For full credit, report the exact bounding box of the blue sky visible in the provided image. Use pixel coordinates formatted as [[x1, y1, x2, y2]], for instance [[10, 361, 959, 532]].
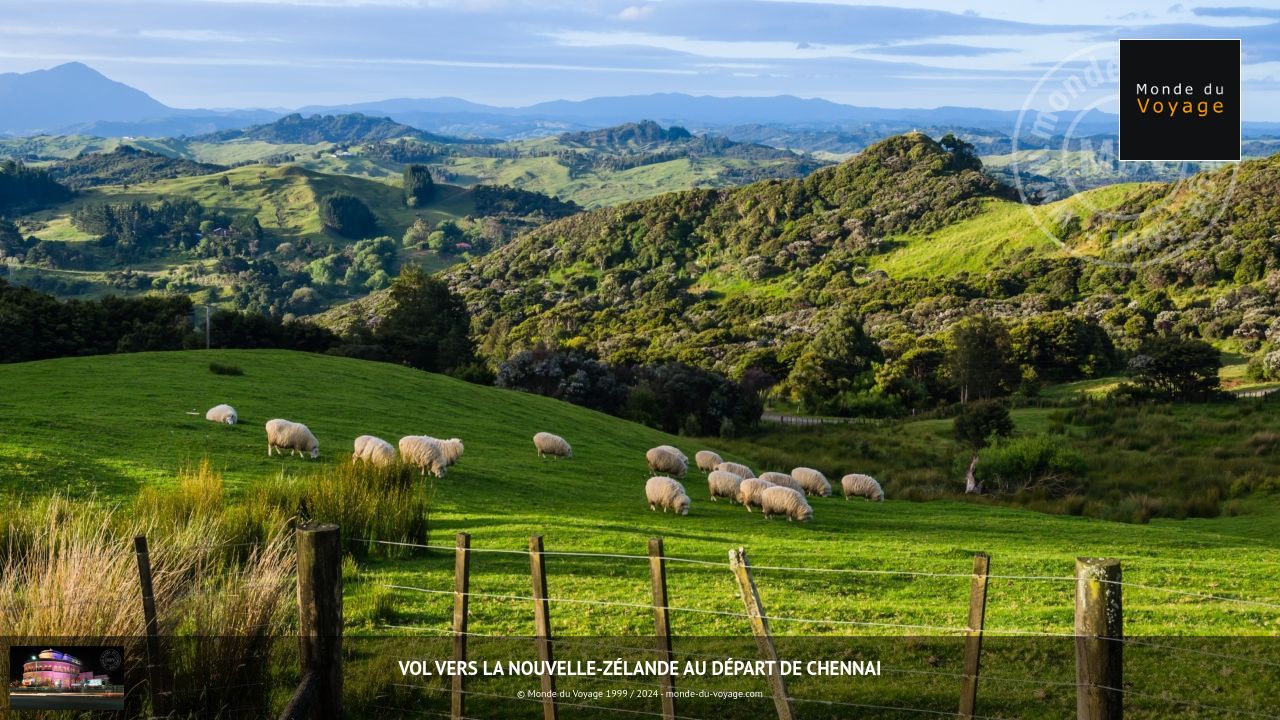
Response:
[[1, 0, 1279, 117]]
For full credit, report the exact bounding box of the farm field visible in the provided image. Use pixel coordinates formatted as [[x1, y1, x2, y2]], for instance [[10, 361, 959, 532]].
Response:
[[2, 349, 1278, 645]]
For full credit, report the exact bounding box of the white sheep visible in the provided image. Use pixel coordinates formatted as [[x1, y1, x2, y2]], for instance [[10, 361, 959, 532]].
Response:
[[760, 486, 813, 522], [205, 404, 238, 425], [841, 474, 884, 502], [737, 477, 776, 512], [759, 471, 803, 493], [646, 446, 688, 478], [265, 419, 319, 459], [656, 445, 689, 463], [695, 450, 723, 473], [716, 461, 755, 479], [707, 470, 743, 503], [645, 476, 691, 515], [791, 467, 832, 497], [439, 438, 465, 466], [533, 432, 573, 459], [353, 435, 396, 467], [399, 435, 448, 477]]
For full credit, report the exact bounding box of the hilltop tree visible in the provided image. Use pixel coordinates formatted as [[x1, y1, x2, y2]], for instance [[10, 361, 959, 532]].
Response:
[[953, 399, 1014, 493], [403, 164, 434, 207], [318, 192, 377, 239]]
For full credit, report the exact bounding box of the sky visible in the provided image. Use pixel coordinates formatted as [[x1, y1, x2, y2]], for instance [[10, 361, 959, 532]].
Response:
[[1, 0, 1279, 118]]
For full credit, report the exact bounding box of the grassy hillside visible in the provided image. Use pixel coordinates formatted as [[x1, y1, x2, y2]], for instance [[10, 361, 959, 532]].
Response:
[[1, 349, 1278, 645]]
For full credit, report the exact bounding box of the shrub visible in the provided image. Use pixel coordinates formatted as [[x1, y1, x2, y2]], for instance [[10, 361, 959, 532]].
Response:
[[971, 435, 1087, 496]]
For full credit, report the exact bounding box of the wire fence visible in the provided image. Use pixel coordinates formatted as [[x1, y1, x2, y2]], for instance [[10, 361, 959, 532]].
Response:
[[350, 534, 1280, 720]]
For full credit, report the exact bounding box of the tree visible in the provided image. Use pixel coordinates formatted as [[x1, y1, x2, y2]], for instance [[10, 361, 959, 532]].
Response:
[[953, 399, 1014, 493], [318, 192, 377, 239], [403, 164, 434, 207], [373, 265, 476, 372], [787, 307, 881, 412], [1127, 336, 1221, 401], [944, 314, 1020, 403]]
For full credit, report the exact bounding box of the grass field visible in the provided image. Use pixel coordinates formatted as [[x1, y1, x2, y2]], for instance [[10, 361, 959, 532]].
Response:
[[3, 349, 1277, 718], [1, 349, 1278, 643]]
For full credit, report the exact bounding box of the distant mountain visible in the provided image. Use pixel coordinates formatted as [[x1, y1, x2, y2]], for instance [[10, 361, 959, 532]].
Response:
[[195, 113, 471, 145], [61, 110, 283, 139], [0, 63, 173, 134]]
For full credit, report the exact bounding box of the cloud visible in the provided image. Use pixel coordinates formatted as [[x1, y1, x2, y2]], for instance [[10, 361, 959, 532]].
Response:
[[618, 5, 653, 21], [868, 43, 1014, 57], [1192, 6, 1280, 19]]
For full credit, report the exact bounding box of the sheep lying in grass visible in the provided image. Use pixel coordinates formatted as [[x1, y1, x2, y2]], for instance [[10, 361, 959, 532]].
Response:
[[645, 476, 691, 515], [841, 474, 884, 502], [695, 450, 723, 473], [647, 446, 688, 478], [760, 486, 813, 522], [759, 471, 804, 493], [791, 467, 832, 497], [533, 432, 573, 459], [707, 470, 743, 503], [266, 419, 319, 459], [399, 435, 449, 477], [353, 435, 396, 467], [737, 477, 775, 512], [716, 461, 755, 479], [206, 404, 238, 425]]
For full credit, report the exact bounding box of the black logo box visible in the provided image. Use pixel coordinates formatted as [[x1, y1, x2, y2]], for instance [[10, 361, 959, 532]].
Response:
[[1119, 39, 1241, 162]]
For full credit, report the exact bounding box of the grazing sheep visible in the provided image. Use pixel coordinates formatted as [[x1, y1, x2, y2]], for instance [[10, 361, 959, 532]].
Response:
[[841, 474, 884, 502], [695, 450, 723, 473], [707, 470, 743, 503], [645, 476, 691, 515], [759, 471, 804, 493], [646, 446, 688, 478], [533, 432, 573, 459], [656, 445, 689, 463], [399, 435, 449, 477], [737, 477, 776, 512], [716, 461, 756, 479], [353, 435, 396, 467], [265, 419, 319, 459], [760, 486, 813, 522], [205, 404, 238, 425], [439, 438, 465, 466], [791, 467, 832, 497]]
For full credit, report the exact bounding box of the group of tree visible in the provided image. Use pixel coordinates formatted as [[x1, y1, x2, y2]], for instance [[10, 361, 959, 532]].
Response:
[[496, 345, 762, 437], [402, 164, 435, 207], [318, 192, 378, 239], [69, 197, 263, 262], [0, 160, 72, 215]]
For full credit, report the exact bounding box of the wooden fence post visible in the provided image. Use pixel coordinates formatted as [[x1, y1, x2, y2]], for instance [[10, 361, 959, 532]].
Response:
[[134, 535, 168, 718], [958, 552, 990, 719], [529, 535, 558, 720], [295, 523, 343, 720], [452, 533, 471, 720], [648, 538, 677, 720], [728, 547, 795, 720], [1075, 558, 1122, 720]]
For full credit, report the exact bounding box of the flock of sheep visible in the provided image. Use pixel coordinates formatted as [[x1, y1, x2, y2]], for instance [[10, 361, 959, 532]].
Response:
[[203, 407, 882, 524], [206, 404, 465, 476], [641, 446, 883, 523]]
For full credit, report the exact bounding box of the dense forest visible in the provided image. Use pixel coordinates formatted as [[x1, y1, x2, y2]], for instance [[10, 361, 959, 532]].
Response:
[[449, 132, 1280, 415], [196, 113, 475, 145], [0, 159, 72, 214]]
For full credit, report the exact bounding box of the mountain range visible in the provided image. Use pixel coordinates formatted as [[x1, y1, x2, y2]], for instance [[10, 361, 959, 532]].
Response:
[[21, 61, 1280, 143]]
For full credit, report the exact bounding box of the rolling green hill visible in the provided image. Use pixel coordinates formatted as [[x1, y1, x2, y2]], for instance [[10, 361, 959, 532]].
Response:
[[1, 348, 1278, 645]]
